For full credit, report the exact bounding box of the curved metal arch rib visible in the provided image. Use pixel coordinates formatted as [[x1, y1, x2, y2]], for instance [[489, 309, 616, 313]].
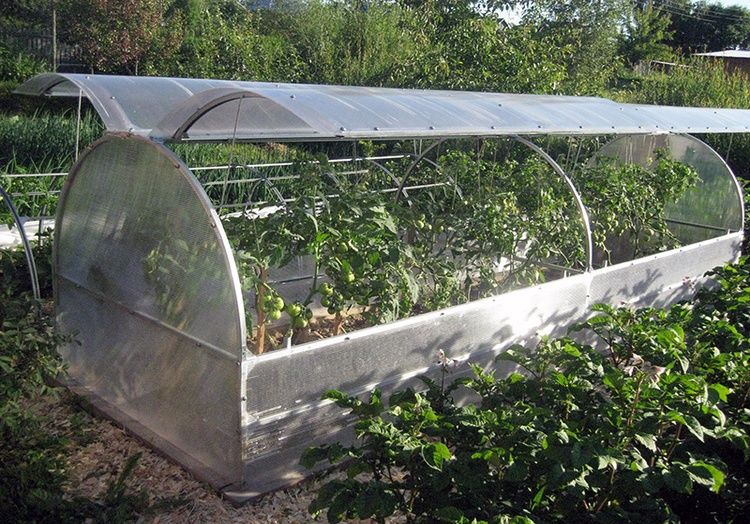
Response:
[[393, 139, 446, 204], [151, 88, 317, 142], [682, 134, 745, 233], [0, 185, 40, 299], [512, 136, 594, 272]]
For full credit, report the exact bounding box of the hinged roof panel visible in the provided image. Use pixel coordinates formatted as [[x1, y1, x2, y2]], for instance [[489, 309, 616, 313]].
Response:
[[15, 73, 750, 141]]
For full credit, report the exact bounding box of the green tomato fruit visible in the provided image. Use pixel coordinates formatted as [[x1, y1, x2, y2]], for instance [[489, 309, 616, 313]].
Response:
[[320, 283, 334, 296], [327, 306, 337, 315], [305, 309, 313, 320], [287, 303, 302, 317], [336, 242, 349, 254], [343, 272, 355, 284], [293, 316, 309, 329], [273, 297, 285, 311], [266, 309, 282, 321], [320, 297, 331, 307]]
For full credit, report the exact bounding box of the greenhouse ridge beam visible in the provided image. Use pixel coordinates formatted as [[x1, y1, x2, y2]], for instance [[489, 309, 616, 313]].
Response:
[[14, 73, 750, 141]]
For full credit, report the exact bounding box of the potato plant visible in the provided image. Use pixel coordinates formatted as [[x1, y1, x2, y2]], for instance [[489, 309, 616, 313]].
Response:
[[302, 258, 750, 523]]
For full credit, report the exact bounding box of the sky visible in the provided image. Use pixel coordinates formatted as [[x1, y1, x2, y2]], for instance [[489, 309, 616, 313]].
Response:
[[499, 1, 750, 25], [720, 1, 750, 8]]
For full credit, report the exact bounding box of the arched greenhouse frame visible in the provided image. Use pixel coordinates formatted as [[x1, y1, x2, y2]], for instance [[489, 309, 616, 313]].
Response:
[[13, 73, 748, 499]]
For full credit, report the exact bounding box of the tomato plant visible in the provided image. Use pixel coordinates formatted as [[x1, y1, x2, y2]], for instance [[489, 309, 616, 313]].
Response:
[[574, 150, 699, 264], [223, 162, 323, 353], [316, 177, 418, 334], [221, 144, 702, 352]]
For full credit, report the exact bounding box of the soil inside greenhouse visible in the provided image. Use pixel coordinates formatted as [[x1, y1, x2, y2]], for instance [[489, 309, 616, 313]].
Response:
[[31, 391, 402, 522], [249, 312, 373, 353]]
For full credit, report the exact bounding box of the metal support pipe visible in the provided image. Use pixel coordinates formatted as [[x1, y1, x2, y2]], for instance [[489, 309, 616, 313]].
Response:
[[0, 184, 41, 299], [394, 139, 446, 204], [512, 136, 594, 272]]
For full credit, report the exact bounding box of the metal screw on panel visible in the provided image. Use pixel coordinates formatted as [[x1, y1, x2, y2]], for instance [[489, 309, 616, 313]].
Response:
[[340, 127, 346, 131]]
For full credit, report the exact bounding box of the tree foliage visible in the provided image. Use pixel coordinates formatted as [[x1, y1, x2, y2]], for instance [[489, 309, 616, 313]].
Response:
[[651, 0, 750, 52], [58, 0, 185, 74], [621, 1, 674, 65]]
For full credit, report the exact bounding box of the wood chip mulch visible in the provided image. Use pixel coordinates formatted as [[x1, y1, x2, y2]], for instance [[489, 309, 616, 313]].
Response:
[[30, 392, 348, 523]]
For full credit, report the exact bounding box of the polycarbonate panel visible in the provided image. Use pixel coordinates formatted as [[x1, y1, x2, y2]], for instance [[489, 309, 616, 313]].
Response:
[[587, 234, 742, 307], [15, 73, 750, 141], [58, 278, 241, 484], [595, 135, 743, 245], [185, 96, 315, 140], [56, 135, 243, 353], [55, 134, 243, 482]]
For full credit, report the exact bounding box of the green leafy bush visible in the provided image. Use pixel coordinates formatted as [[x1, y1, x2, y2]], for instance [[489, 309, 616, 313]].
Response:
[[0, 41, 46, 84], [0, 291, 71, 520], [302, 258, 750, 523]]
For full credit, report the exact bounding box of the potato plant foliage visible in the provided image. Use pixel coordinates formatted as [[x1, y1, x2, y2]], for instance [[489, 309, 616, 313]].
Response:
[[302, 258, 750, 523], [220, 144, 698, 352]]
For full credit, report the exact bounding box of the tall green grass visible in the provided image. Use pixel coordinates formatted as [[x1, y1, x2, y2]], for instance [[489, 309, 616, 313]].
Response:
[[0, 110, 103, 173]]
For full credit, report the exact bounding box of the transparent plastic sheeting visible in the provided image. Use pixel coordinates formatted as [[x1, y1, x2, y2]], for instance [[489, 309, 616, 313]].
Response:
[[55, 135, 243, 482], [594, 134, 743, 246], [15, 73, 750, 141]]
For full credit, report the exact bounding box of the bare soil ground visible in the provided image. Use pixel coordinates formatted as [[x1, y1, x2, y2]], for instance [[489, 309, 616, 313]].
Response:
[[32, 392, 338, 523]]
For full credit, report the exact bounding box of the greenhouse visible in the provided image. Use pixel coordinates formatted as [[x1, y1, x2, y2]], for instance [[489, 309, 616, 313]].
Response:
[[11, 73, 748, 499]]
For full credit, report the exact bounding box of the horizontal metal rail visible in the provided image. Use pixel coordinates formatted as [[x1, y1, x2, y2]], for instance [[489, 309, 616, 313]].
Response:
[[215, 182, 452, 211], [202, 169, 372, 188], [2, 172, 67, 178], [57, 273, 239, 362], [190, 154, 411, 173], [665, 217, 731, 233], [11, 190, 62, 197]]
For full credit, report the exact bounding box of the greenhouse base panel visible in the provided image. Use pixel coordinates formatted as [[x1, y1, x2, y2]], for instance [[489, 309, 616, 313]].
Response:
[[60, 232, 740, 501]]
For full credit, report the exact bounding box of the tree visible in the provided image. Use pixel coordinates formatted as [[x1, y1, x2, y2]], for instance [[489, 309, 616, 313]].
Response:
[[0, 0, 50, 31], [58, 0, 184, 74], [518, 0, 632, 94], [621, 1, 674, 65], [653, 0, 750, 52]]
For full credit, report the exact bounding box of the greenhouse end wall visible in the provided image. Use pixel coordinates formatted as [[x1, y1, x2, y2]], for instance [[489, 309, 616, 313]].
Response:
[[54, 134, 246, 486]]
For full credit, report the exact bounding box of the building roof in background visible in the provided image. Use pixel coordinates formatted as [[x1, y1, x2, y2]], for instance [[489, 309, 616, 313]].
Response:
[[695, 50, 750, 59]]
